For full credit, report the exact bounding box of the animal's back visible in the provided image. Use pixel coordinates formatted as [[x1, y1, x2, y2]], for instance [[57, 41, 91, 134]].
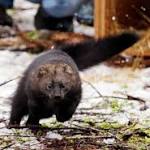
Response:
[[26, 49, 79, 76]]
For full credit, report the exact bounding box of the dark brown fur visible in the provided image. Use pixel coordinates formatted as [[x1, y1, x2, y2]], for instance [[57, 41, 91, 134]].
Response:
[[8, 32, 139, 128], [9, 50, 81, 127]]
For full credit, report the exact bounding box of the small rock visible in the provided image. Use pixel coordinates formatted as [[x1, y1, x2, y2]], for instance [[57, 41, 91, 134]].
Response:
[[45, 132, 63, 140]]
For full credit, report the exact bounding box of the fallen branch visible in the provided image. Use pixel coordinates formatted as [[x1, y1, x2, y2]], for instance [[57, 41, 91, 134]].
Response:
[[65, 135, 115, 140], [75, 111, 111, 116], [72, 123, 101, 133], [83, 94, 146, 104], [82, 80, 148, 110], [82, 80, 102, 97], [132, 5, 150, 24], [0, 76, 21, 87], [1, 143, 15, 150], [7, 124, 97, 134]]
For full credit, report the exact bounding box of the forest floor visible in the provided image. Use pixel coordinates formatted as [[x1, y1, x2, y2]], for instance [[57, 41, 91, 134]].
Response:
[[0, 0, 150, 150]]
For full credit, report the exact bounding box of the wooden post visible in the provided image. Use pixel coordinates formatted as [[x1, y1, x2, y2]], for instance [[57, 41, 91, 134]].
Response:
[[94, 0, 106, 39], [106, 0, 117, 34]]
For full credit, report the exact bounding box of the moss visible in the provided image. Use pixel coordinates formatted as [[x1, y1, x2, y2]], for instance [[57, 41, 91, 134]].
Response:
[[36, 130, 44, 137], [128, 135, 150, 149], [121, 84, 128, 89], [97, 101, 109, 109], [142, 128, 150, 136], [110, 100, 123, 112], [83, 117, 96, 126], [142, 119, 150, 127], [118, 126, 150, 149], [26, 31, 39, 40], [97, 121, 123, 130], [67, 139, 74, 144], [16, 136, 30, 143], [42, 120, 64, 129], [0, 137, 12, 149]]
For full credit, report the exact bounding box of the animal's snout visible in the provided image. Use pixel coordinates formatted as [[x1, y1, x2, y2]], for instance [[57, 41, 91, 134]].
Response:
[[54, 95, 61, 100]]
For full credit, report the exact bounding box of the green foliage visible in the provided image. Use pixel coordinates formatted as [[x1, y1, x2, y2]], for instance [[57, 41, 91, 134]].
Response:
[[26, 31, 39, 40], [83, 117, 96, 126], [97, 121, 123, 130], [110, 99, 123, 112]]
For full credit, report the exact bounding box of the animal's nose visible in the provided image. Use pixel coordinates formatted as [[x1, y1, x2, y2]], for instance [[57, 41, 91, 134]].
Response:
[[54, 96, 61, 100]]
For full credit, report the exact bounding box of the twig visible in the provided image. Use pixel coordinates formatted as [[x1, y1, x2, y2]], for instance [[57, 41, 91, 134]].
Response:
[[83, 94, 148, 111], [83, 94, 146, 103], [65, 135, 115, 140], [0, 119, 7, 123], [82, 80, 103, 97], [1, 143, 15, 150], [75, 111, 110, 116], [72, 118, 109, 125], [7, 124, 96, 133], [82, 79, 147, 106], [0, 76, 21, 87], [72, 123, 100, 133], [13, 24, 53, 52], [132, 5, 150, 24], [0, 134, 36, 138], [0, 96, 12, 99], [125, 94, 146, 103]]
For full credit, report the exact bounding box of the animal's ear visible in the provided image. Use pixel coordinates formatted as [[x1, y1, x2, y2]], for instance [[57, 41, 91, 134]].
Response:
[[37, 65, 49, 78], [56, 63, 73, 75], [64, 65, 73, 75]]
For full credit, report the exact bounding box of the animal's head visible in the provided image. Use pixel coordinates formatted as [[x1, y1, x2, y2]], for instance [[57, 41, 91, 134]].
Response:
[[31, 63, 80, 100]]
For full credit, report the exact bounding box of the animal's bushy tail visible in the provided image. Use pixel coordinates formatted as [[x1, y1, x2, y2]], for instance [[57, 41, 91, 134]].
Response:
[[62, 32, 139, 70]]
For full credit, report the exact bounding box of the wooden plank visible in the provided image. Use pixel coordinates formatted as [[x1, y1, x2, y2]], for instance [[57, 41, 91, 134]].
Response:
[[125, 49, 150, 57], [94, 0, 106, 39]]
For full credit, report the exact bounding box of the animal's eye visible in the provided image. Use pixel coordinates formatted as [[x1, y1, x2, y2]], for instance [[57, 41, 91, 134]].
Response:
[[47, 83, 52, 90], [60, 83, 68, 92], [60, 83, 65, 89]]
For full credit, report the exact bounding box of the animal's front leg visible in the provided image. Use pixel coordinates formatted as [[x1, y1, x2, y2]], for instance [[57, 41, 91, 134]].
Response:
[[26, 114, 40, 128], [26, 104, 41, 128], [8, 96, 28, 128], [55, 97, 80, 122]]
